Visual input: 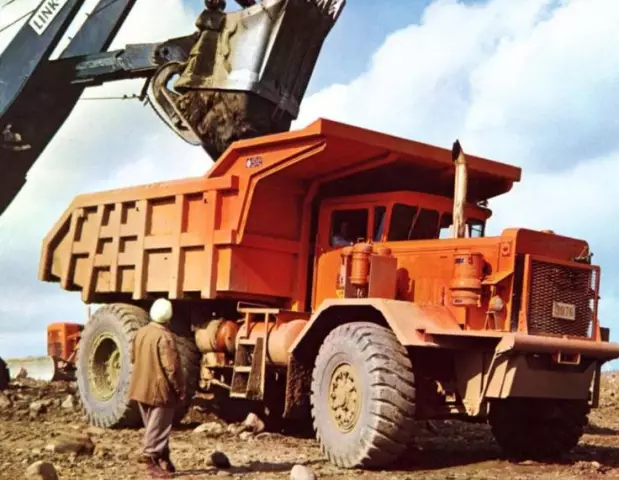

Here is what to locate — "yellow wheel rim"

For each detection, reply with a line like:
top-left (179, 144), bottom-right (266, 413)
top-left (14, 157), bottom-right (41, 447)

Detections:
top-left (328, 363), bottom-right (361, 433)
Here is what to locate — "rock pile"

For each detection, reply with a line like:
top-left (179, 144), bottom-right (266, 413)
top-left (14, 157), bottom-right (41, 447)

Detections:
top-left (0, 379), bottom-right (80, 422)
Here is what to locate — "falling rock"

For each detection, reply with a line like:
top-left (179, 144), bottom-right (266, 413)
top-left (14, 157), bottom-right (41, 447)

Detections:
top-left (24, 460), bottom-right (58, 480)
top-left (290, 465), bottom-right (317, 480)
top-left (243, 412), bottom-right (265, 434)
top-left (210, 451), bottom-right (231, 469)
top-left (61, 395), bottom-right (75, 410)
top-left (193, 422), bottom-right (225, 437)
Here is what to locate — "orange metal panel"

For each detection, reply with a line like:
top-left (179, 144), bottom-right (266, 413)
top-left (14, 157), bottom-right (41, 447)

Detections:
top-left (40, 118), bottom-right (524, 310)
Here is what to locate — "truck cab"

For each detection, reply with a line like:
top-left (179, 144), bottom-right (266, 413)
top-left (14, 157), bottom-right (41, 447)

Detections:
top-left (312, 191), bottom-right (490, 308)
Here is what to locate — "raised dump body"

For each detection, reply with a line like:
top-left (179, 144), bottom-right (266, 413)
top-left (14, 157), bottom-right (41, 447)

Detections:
top-left (39, 118), bottom-right (520, 307)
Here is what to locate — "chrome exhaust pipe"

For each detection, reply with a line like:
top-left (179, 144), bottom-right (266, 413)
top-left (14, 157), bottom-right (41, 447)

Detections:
top-left (452, 139), bottom-right (468, 239)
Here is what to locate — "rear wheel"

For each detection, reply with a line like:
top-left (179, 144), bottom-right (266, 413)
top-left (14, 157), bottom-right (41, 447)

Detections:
top-left (76, 303), bottom-right (149, 428)
top-left (170, 323), bottom-right (200, 425)
top-left (489, 398), bottom-right (588, 460)
top-left (310, 322), bottom-right (416, 469)
top-left (76, 303), bottom-right (200, 428)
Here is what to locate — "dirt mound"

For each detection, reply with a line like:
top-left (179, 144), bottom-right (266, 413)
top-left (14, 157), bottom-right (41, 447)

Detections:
top-left (0, 378), bottom-right (80, 423)
top-left (175, 91), bottom-right (293, 160)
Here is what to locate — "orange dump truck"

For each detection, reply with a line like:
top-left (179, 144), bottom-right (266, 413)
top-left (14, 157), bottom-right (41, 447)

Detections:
top-left (39, 119), bottom-right (619, 468)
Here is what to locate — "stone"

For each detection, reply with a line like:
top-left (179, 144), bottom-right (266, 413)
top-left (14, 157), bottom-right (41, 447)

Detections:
top-left (29, 401), bottom-right (47, 415)
top-left (94, 445), bottom-right (111, 458)
top-left (45, 432), bottom-right (95, 455)
top-left (290, 465), bottom-right (317, 480)
top-left (210, 451), bottom-right (231, 469)
top-left (243, 412), bottom-right (265, 434)
top-left (24, 461), bottom-right (58, 480)
top-left (226, 423), bottom-right (244, 435)
top-left (193, 422), bottom-right (225, 437)
top-left (0, 393), bottom-right (12, 408)
top-left (86, 426), bottom-right (106, 436)
top-left (61, 395), bottom-right (75, 410)
top-left (239, 431), bottom-right (253, 441)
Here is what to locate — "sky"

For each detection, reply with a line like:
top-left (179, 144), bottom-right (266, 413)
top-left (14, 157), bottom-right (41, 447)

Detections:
top-left (0, 0), bottom-right (618, 370)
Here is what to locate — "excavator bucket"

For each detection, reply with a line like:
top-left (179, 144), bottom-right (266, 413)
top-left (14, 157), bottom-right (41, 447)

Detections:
top-left (5, 356), bottom-right (58, 383)
top-left (149, 0), bottom-right (346, 159)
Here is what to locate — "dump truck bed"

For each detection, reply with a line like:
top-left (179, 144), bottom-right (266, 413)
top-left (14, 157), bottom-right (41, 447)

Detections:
top-left (39, 118), bottom-right (521, 306)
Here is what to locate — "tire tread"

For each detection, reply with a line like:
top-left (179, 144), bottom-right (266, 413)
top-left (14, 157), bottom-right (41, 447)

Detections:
top-left (310, 321), bottom-right (416, 469)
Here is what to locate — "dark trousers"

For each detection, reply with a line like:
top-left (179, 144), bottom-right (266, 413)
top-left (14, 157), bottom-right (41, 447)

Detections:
top-left (138, 402), bottom-right (175, 459)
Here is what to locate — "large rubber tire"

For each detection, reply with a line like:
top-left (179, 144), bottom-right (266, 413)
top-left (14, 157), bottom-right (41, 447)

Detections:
top-left (0, 357), bottom-right (9, 390)
top-left (310, 322), bottom-right (416, 469)
top-left (489, 398), bottom-right (589, 460)
top-left (170, 326), bottom-right (200, 425)
top-left (76, 303), bottom-right (149, 428)
top-left (77, 303), bottom-right (201, 428)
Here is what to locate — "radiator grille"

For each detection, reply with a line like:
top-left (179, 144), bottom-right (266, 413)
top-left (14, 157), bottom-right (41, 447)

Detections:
top-left (527, 259), bottom-right (596, 338)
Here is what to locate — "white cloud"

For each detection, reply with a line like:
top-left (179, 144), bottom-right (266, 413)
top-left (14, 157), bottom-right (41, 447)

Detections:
top-left (295, 0), bottom-right (619, 355)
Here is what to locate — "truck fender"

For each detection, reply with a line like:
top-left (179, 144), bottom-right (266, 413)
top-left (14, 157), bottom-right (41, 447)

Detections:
top-left (282, 298), bottom-right (459, 420)
top-left (289, 298), bottom-right (460, 361)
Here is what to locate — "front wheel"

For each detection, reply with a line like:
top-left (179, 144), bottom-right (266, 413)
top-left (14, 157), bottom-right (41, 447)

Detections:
top-left (489, 398), bottom-right (589, 460)
top-left (310, 322), bottom-right (416, 469)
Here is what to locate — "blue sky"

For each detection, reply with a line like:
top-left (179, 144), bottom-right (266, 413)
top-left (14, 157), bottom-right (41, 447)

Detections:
top-left (1, 0), bottom-right (618, 371)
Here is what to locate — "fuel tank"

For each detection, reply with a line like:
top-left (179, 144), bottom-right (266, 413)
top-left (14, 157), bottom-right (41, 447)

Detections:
top-left (196, 318), bottom-right (307, 366)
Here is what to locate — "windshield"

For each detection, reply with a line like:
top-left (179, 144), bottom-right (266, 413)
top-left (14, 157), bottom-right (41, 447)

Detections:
top-left (387, 204), bottom-right (485, 241)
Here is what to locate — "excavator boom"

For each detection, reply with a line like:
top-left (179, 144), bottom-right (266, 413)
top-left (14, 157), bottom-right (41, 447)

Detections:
top-left (0, 0), bottom-right (345, 216)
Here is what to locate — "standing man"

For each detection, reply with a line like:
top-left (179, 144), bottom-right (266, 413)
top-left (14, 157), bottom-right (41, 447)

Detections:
top-left (129, 298), bottom-right (186, 477)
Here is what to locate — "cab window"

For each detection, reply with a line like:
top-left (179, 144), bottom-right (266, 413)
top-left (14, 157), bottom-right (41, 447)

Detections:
top-left (330, 209), bottom-right (368, 247)
top-left (388, 203), bottom-right (440, 241)
top-left (410, 208), bottom-right (439, 240)
top-left (439, 213), bottom-right (485, 238)
top-left (388, 204), bottom-right (418, 241)
top-left (373, 206), bottom-right (387, 242)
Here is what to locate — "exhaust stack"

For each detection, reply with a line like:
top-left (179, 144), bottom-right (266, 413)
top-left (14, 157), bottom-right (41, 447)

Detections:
top-left (452, 139), bottom-right (468, 239)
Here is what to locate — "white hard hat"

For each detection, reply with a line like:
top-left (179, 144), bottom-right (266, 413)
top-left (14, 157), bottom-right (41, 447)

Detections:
top-left (150, 298), bottom-right (173, 324)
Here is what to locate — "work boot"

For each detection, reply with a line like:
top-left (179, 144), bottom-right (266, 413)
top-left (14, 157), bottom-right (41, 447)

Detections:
top-left (146, 463), bottom-right (172, 478)
top-left (139, 455), bottom-right (171, 478)
top-left (159, 455), bottom-right (176, 473)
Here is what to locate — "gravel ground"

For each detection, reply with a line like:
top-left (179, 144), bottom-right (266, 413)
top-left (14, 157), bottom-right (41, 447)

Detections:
top-left (3, 374), bottom-right (619, 479)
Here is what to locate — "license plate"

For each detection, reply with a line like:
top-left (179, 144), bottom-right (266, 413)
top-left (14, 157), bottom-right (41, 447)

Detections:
top-left (552, 301), bottom-right (576, 321)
